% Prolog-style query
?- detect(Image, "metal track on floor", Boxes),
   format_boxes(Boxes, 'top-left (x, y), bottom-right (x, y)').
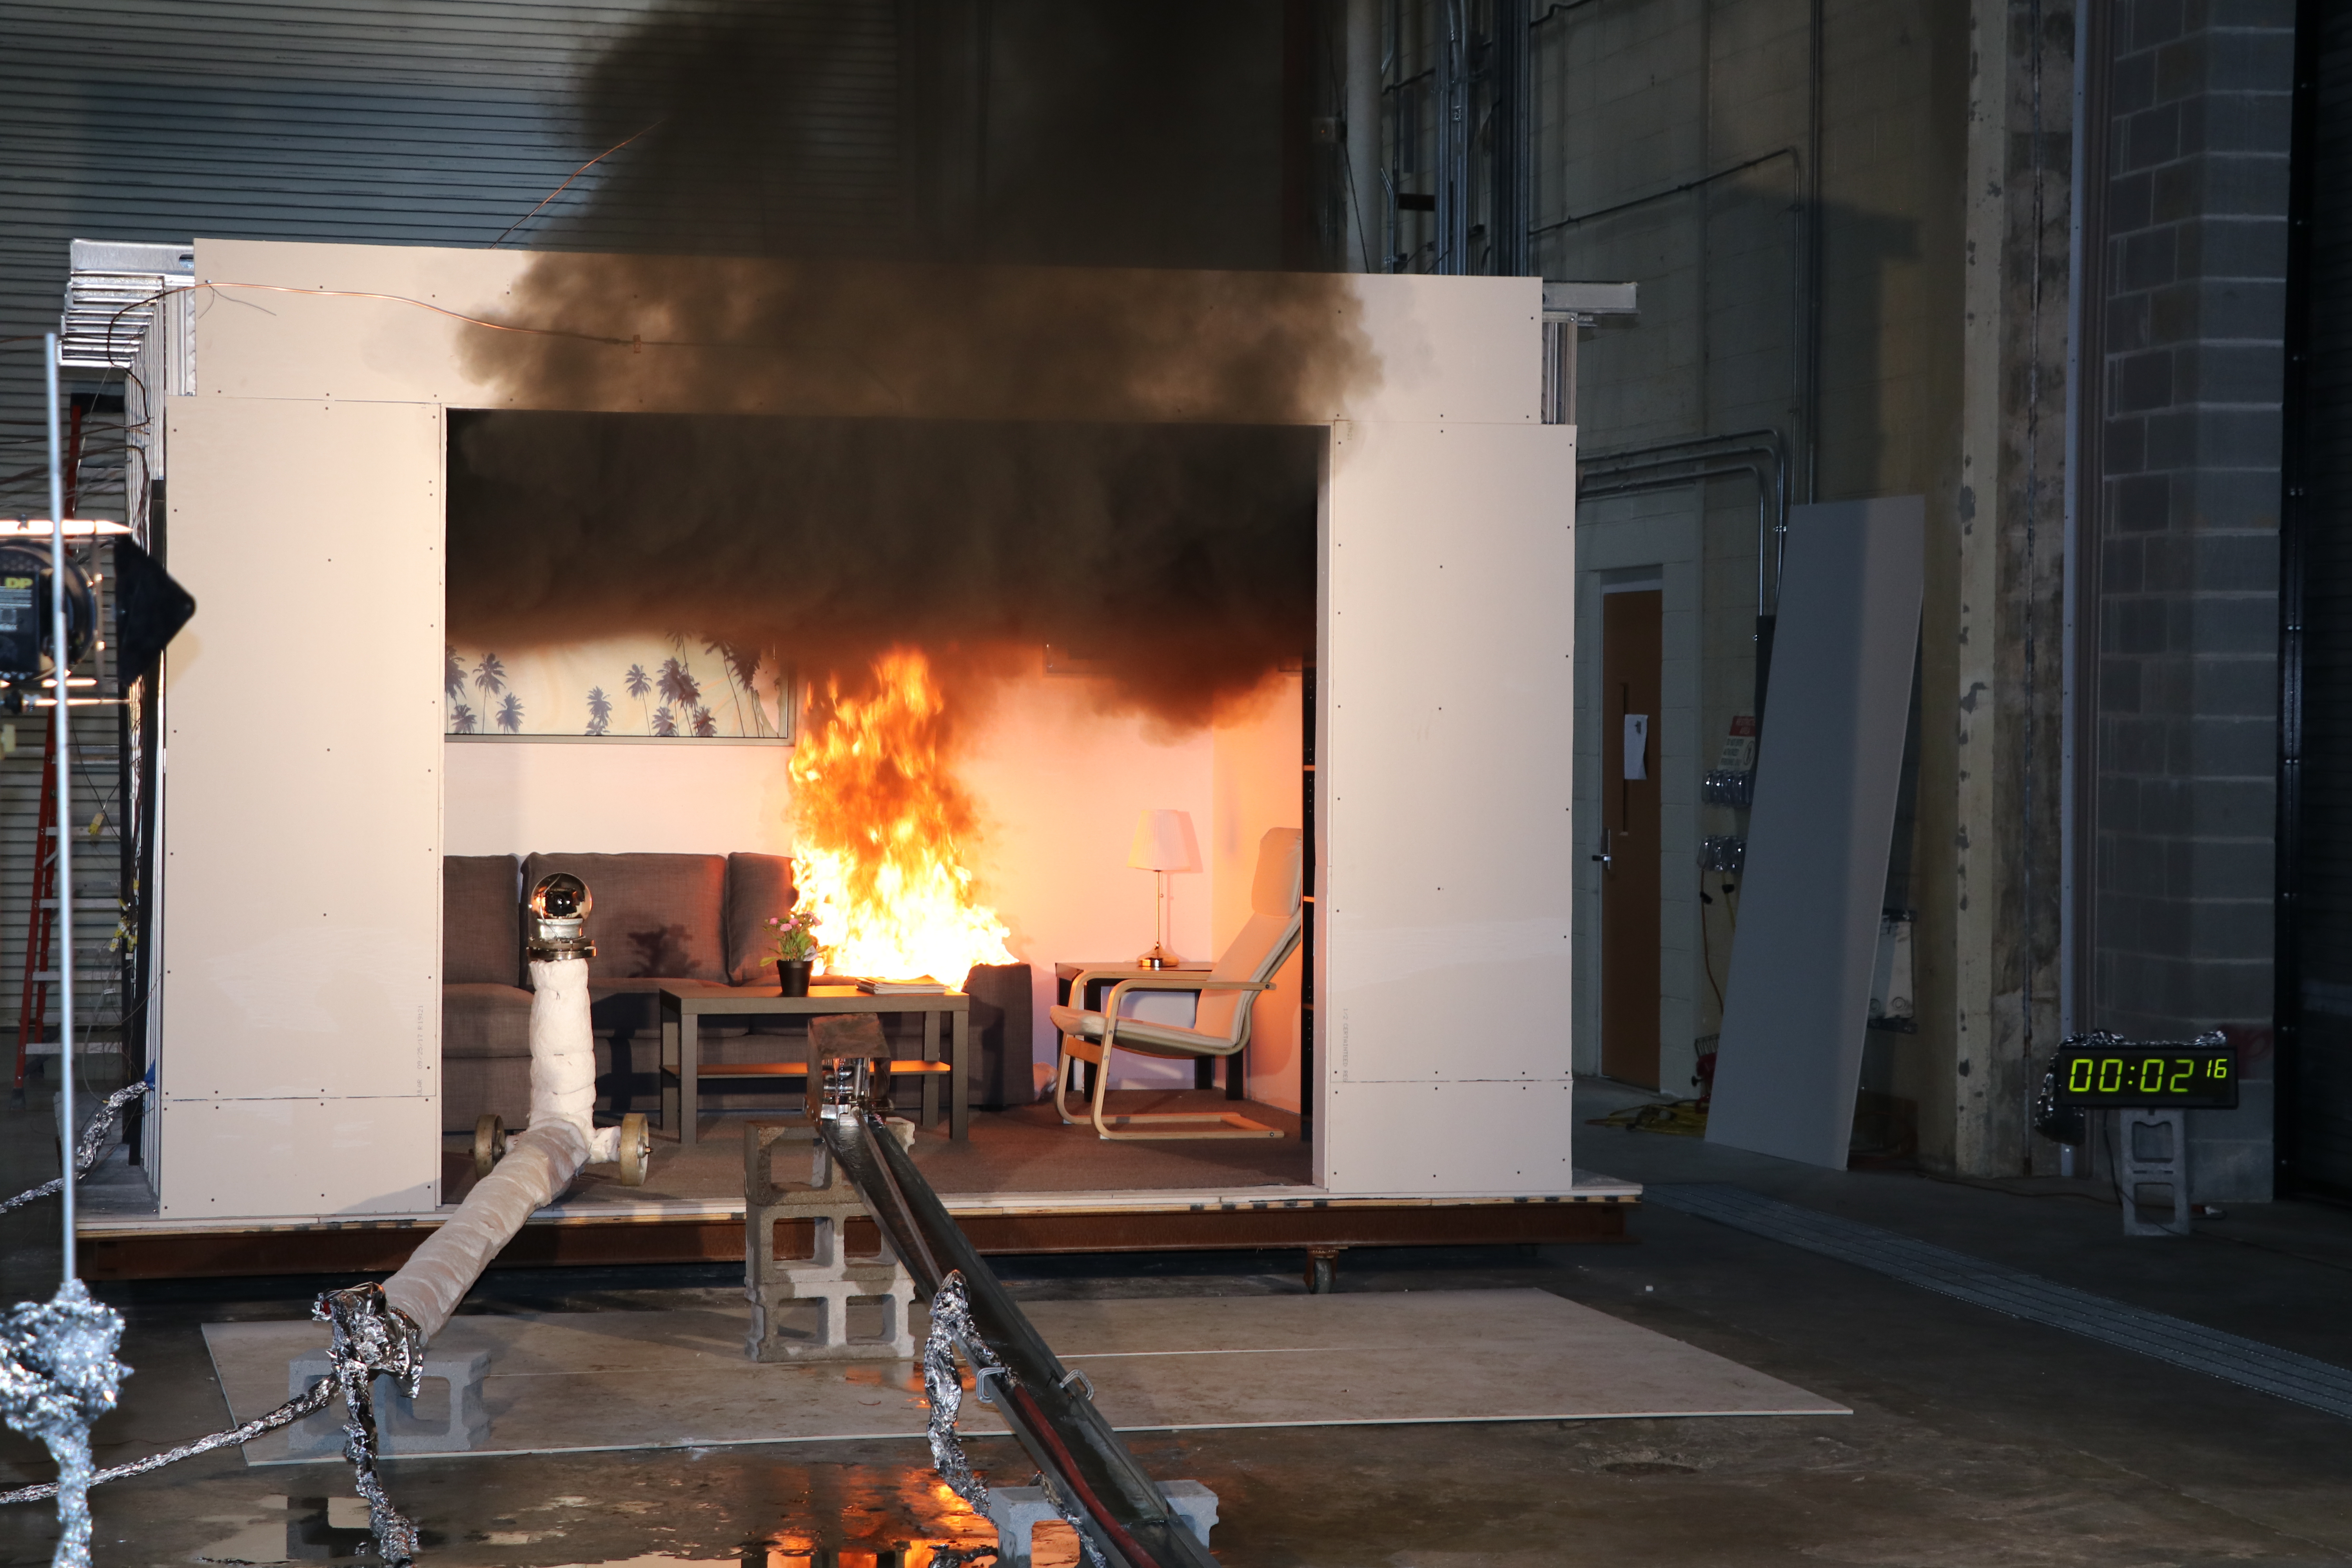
top-left (1647, 1183), bottom-right (2352, 1423)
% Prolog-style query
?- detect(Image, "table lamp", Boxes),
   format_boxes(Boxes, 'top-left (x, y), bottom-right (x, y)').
top-left (1129, 808), bottom-right (1201, 969)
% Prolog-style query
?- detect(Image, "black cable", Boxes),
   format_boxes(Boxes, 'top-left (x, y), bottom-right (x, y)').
top-left (1530, 146), bottom-right (1798, 237)
top-left (1698, 869), bottom-right (1724, 1013)
top-left (489, 120), bottom-right (665, 249)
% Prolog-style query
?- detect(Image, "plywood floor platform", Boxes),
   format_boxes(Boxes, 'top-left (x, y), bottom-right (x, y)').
top-left (78, 1093), bottom-right (1638, 1278)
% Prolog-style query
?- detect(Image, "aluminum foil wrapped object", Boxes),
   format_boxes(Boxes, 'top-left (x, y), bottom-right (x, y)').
top-left (527, 956), bottom-right (621, 1163)
top-left (314, 1284), bottom-right (424, 1566)
top-left (0, 1371), bottom-right (334, 1506)
top-left (0, 1080), bottom-right (149, 1218)
top-left (923, 1269), bottom-right (998, 1513)
top-left (0, 1280), bottom-right (124, 1567)
top-left (924, 1271), bottom-right (1105, 1568)
top-left (0, 1288), bottom-right (421, 1568)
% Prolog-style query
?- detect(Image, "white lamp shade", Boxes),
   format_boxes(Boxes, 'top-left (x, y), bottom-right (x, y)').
top-left (1128, 808), bottom-right (1201, 873)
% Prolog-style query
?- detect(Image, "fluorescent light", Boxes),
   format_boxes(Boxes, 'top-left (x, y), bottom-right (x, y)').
top-left (0, 519), bottom-right (132, 537)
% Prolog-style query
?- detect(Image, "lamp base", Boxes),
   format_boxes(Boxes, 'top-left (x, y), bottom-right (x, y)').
top-left (1136, 943), bottom-right (1181, 971)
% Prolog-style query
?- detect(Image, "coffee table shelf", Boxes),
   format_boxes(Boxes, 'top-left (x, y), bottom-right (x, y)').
top-left (657, 982), bottom-right (971, 1143)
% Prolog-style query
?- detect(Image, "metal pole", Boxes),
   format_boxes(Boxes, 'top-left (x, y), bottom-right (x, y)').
top-left (43, 333), bottom-right (75, 1283)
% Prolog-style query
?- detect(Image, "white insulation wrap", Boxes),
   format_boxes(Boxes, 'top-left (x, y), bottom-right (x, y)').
top-left (381, 955), bottom-right (617, 1345)
top-left (529, 957), bottom-right (623, 1162)
top-left (381, 1123), bottom-right (586, 1343)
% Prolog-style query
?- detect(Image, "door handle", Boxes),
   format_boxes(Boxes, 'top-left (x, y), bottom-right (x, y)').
top-left (1591, 829), bottom-right (1614, 868)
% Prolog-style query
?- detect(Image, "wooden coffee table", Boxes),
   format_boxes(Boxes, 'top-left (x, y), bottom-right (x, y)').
top-left (657, 981), bottom-right (971, 1144)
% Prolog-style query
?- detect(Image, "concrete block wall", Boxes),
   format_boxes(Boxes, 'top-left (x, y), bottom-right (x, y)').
top-left (2090, 0), bottom-right (2296, 1199)
top-left (1534, 0), bottom-right (1970, 1147)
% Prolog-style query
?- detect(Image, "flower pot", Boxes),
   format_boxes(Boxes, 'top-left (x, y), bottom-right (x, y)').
top-left (777, 958), bottom-right (813, 998)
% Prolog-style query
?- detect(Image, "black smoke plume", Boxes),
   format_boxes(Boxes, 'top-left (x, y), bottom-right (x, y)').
top-left (453, 0), bottom-right (1370, 728)
top-left (447, 411), bottom-right (1321, 728)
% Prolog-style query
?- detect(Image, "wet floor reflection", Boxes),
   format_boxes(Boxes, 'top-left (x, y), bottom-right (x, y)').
top-left (740, 1459), bottom-right (1002, 1568)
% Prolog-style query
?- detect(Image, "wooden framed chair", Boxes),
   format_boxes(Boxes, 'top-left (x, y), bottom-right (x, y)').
top-left (1050, 827), bottom-right (1302, 1140)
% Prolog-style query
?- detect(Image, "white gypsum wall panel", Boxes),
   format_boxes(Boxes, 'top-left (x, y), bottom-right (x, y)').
top-left (190, 239), bottom-right (1542, 427)
top-left (162, 1096), bottom-right (440, 1220)
top-left (1707, 497), bottom-right (1924, 1169)
top-left (1317, 419), bottom-right (1577, 1194)
top-left (158, 397), bottom-right (442, 1218)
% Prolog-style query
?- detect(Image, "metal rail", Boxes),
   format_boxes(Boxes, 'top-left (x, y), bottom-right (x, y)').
top-left (817, 1110), bottom-right (1217, 1568)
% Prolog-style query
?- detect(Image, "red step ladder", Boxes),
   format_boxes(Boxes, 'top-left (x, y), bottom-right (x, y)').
top-left (13, 716), bottom-right (61, 1098)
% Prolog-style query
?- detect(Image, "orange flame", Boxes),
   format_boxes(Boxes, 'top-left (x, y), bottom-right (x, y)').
top-left (788, 649), bottom-right (1014, 982)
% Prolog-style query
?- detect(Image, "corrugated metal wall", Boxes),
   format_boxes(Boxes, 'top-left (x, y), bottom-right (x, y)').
top-left (0, 0), bottom-right (906, 1059)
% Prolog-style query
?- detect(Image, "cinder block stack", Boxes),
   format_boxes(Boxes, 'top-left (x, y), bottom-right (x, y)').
top-left (743, 1118), bottom-right (916, 1363)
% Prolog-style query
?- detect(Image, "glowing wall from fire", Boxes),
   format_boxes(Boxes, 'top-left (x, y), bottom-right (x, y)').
top-left (441, 664), bottom-right (1303, 1103)
top-left (149, 238), bottom-right (1571, 1216)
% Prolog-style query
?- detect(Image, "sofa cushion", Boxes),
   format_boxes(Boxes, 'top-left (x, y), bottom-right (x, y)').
top-left (443, 983), bottom-right (533, 1060)
top-left (724, 853), bottom-right (798, 985)
top-left (522, 852), bottom-right (727, 981)
top-left (444, 855), bottom-right (521, 986)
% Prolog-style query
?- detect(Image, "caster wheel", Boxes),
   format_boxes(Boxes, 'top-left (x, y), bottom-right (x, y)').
top-left (619, 1112), bottom-right (651, 1187)
top-left (1305, 1248), bottom-right (1340, 1294)
top-left (472, 1114), bottom-right (507, 1177)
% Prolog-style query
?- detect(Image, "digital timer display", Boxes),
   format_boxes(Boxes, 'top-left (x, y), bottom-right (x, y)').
top-left (2051, 1042), bottom-right (2237, 1109)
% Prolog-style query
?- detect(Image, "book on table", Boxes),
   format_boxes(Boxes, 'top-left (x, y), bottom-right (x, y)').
top-left (857, 976), bottom-right (949, 995)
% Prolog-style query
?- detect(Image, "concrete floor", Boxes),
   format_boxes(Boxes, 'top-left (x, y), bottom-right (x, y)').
top-left (6, 1070), bottom-right (2352, 1566)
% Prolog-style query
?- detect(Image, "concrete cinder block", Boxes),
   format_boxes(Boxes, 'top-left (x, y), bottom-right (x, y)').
top-left (982, 1481), bottom-right (1216, 1567)
top-left (285, 1348), bottom-right (490, 1456)
top-left (744, 1118), bottom-right (917, 1364)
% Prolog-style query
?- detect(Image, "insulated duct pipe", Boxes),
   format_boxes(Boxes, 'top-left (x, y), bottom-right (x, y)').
top-left (381, 876), bottom-right (634, 1343)
top-left (1577, 428), bottom-right (1790, 718)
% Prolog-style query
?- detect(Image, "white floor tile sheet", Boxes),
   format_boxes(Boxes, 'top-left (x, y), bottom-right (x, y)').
top-left (203, 1287), bottom-right (1846, 1464)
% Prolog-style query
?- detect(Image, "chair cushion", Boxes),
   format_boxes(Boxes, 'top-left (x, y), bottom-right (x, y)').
top-left (444, 855), bottom-right (521, 985)
top-left (1251, 827), bottom-right (1303, 917)
top-left (443, 983), bottom-right (533, 1059)
top-left (522, 852), bottom-right (727, 981)
top-left (1049, 1002), bottom-right (1238, 1060)
top-left (724, 852), bottom-right (798, 985)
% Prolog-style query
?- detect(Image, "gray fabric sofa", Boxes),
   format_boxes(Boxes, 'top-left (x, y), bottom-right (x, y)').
top-left (439, 851), bottom-right (795, 1133)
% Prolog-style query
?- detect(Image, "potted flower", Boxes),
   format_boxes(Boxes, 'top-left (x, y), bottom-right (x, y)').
top-left (766, 907), bottom-right (820, 997)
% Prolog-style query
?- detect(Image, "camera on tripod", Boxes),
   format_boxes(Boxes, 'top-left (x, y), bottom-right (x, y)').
top-left (0, 540), bottom-right (95, 714)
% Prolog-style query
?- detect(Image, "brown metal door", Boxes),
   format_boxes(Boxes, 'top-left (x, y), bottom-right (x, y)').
top-left (1599, 589), bottom-right (1662, 1088)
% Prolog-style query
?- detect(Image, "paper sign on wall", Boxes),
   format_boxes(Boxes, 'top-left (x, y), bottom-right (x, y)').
top-left (1623, 714), bottom-right (1650, 780)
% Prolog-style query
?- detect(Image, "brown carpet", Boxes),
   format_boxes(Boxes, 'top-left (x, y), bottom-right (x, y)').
top-left (439, 1092), bottom-right (1310, 1209)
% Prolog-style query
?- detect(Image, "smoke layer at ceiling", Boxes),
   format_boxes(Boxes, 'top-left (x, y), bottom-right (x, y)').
top-left (454, 0), bottom-right (1371, 730)
top-left (447, 411), bottom-right (1321, 731)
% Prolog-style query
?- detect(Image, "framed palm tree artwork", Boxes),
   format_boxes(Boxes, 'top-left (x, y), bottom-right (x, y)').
top-left (443, 635), bottom-right (793, 743)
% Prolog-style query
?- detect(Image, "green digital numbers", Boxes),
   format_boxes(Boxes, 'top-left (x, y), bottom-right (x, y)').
top-left (2053, 1043), bottom-right (2237, 1108)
